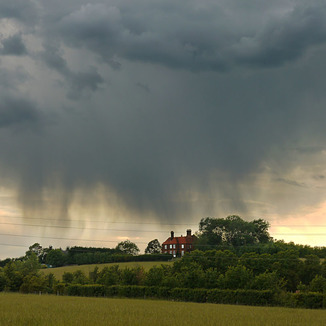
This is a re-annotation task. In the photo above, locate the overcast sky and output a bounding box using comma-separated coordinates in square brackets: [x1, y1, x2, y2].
[1, 0, 326, 258]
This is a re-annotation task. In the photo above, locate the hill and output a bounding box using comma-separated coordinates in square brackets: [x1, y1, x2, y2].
[41, 260, 173, 280]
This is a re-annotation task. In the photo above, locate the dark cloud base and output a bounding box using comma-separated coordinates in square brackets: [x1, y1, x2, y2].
[0, 0, 326, 222]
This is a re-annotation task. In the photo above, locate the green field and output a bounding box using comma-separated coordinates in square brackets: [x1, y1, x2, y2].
[41, 261, 173, 280]
[0, 293, 326, 326]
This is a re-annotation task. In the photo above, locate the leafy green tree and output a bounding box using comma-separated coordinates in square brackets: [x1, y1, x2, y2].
[20, 274, 46, 293]
[198, 215, 271, 248]
[72, 270, 88, 284]
[309, 275, 326, 293]
[89, 266, 99, 283]
[62, 272, 74, 284]
[251, 271, 286, 291]
[44, 273, 56, 292]
[208, 250, 238, 274]
[24, 244, 51, 264]
[204, 268, 221, 289]
[145, 239, 162, 254]
[115, 240, 140, 256]
[121, 267, 145, 285]
[26, 243, 43, 258]
[97, 265, 121, 286]
[0, 268, 7, 291]
[3, 261, 24, 291]
[220, 265, 253, 290]
[239, 252, 273, 276]
[45, 249, 67, 267]
[271, 250, 302, 292]
[145, 266, 165, 286]
[19, 252, 41, 276]
[321, 260, 326, 278]
[299, 254, 321, 284]
[173, 260, 205, 289]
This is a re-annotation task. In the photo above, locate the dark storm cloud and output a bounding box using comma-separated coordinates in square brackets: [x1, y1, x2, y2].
[0, 33, 27, 56]
[47, 0, 326, 71]
[235, 3, 326, 67]
[0, 0, 39, 26]
[1, 0, 326, 221]
[0, 97, 41, 128]
[0, 67, 29, 89]
[39, 42, 104, 98]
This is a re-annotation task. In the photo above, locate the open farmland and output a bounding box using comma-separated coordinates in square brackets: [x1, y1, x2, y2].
[41, 261, 173, 280]
[1, 293, 326, 326]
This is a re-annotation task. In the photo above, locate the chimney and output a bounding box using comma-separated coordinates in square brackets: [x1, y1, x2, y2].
[187, 229, 191, 237]
[171, 231, 174, 239]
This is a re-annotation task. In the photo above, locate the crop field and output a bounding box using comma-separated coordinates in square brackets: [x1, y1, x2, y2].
[1, 293, 326, 326]
[41, 261, 173, 280]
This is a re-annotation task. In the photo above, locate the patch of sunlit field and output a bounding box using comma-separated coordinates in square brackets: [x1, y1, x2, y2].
[41, 261, 173, 280]
[1, 293, 326, 326]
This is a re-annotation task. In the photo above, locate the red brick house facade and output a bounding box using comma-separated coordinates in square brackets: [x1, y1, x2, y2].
[162, 229, 196, 257]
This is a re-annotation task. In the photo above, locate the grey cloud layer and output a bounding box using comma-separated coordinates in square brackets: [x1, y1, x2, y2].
[45, 0, 326, 70]
[0, 0, 39, 26]
[0, 0, 326, 221]
[0, 34, 27, 56]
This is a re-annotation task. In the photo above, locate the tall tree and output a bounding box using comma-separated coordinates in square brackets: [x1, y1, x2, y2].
[198, 215, 271, 248]
[145, 239, 161, 254]
[115, 240, 140, 256]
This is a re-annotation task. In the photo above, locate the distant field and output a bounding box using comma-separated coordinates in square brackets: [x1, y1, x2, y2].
[1, 293, 326, 326]
[41, 261, 173, 280]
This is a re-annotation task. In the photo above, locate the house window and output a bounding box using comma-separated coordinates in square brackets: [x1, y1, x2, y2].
[170, 244, 172, 249]
[181, 244, 184, 249]
[189, 245, 192, 248]
[173, 244, 176, 249]
[164, 245, 167, 249]
[181, 251, 184, 256]
[169, 251, 172, 254]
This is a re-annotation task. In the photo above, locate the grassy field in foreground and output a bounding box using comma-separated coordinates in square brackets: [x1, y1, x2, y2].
[41, 261, 173, 280]
[1, 293, 326, 326]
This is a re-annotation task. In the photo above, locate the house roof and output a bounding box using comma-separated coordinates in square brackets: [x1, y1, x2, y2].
[162, 235, 196, 246]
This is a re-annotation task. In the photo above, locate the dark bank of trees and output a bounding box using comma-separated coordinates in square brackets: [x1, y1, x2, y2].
[2, 248, 326, 309]
[197, 215, 271, 248]
[195, 215, 326, 258]
[12, 240, 165, 268]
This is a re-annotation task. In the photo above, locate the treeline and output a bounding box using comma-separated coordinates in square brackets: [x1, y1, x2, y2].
[194, 240, 326, 259]
[2, 248, 326, 308]
[196, 216, 326, 258]
[7, 240, 168, 268]
[45, 247, 170, 267]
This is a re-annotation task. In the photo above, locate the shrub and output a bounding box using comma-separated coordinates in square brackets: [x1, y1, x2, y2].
[207, 289, 275, 306]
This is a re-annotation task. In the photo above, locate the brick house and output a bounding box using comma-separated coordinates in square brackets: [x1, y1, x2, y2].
[162, 229, 196, 257]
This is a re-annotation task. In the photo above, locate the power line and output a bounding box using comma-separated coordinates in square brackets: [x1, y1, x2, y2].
[0, 221, 326, 238]
[2, 215, 326, 228]
[1, 220, 326, 235]
[0, 243, 27, 248]
[0, 221, 186, 233]
[0, 215, 198, 226]
[0, 233, 149, 245]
